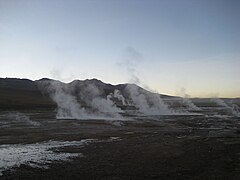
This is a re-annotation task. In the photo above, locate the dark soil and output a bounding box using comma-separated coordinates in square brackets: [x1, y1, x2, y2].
[1, 112, 240, 180]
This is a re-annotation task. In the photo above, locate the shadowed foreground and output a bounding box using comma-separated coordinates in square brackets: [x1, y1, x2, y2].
[0, 111, 240, 180]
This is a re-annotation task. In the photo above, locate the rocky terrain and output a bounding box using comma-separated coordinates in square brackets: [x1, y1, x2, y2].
[0, 78, 240, 179]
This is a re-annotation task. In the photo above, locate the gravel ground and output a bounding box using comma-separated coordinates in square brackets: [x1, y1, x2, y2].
[0, 111, 240, 180]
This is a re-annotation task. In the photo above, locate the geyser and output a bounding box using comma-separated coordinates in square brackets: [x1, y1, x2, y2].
[125, 84, 172, 115]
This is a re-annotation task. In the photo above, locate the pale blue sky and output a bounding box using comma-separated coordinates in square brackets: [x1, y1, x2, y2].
[0, 0, 240, 97]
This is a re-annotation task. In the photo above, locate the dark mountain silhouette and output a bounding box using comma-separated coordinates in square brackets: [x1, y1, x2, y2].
[0, 78, 175, 110]
[0, 78, 55, 110]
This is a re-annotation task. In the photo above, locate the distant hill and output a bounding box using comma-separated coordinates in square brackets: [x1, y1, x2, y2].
[0, 78, 55, 110]
[0, 78, 175, 110]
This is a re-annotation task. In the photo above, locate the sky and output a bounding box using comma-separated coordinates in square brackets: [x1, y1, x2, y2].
[0, 0, 240, 98]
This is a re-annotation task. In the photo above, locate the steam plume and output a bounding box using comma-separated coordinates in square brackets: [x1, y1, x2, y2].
[40, 80, 122, 119]
[78, 83, 122, 118]
[125, 84, 172, 115]
[49, 81, 89, 119]
[180, 88, 201, 111]
[211, 98, 240, 117]
[108, 89, 128, 106]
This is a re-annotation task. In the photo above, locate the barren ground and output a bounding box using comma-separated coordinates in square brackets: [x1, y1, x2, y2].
[0, 111, 240, 180]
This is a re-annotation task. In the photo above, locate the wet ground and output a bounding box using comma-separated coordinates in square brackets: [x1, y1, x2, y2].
[0, 110, 240, 180]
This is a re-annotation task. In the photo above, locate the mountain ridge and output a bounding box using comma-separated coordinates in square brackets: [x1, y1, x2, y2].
[0, 77, 175, 110]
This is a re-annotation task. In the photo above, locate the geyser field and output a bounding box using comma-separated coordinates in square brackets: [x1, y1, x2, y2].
[0, 78, 240, 179]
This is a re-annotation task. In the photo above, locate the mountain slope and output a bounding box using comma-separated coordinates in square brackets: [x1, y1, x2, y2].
[0, 78, 174, 110]
[0, 78, 55, 110]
